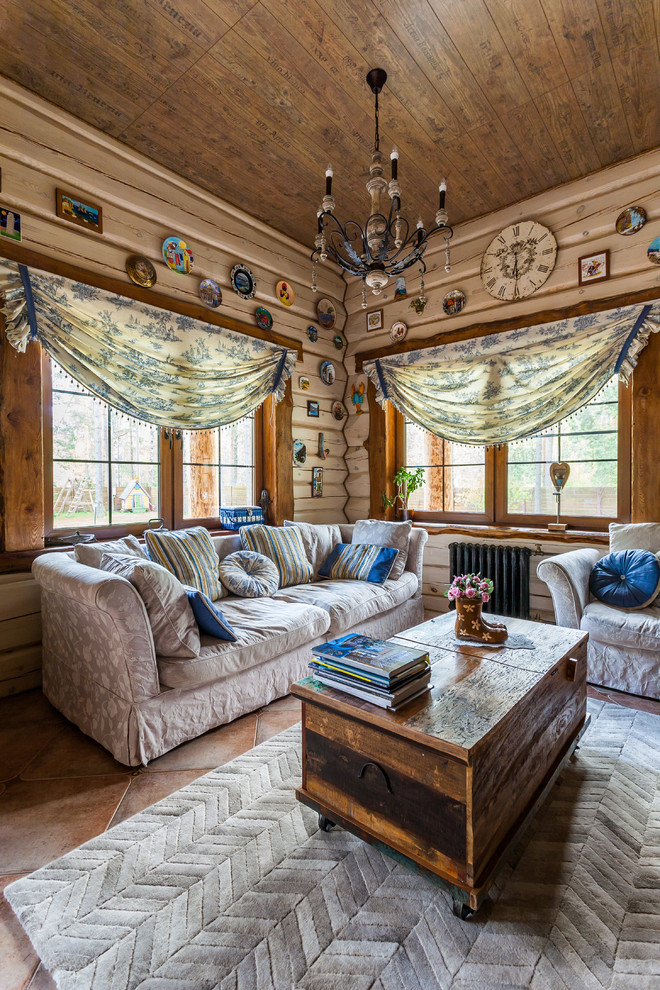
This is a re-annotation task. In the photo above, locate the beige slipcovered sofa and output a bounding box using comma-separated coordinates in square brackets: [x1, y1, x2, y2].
[32, 523, 427, 766]
[537, 522, 660, 699]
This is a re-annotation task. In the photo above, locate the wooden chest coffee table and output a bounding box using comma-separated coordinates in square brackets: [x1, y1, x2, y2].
[292, 613, 588, 918]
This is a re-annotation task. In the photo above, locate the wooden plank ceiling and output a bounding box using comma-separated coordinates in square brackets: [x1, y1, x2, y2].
[2, 0, 659, 247]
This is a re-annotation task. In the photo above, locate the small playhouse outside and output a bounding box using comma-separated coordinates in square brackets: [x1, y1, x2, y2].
[118, 479, 153, 513]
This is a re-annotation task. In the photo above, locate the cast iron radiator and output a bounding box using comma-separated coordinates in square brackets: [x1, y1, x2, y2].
[448, 542, 532, 619]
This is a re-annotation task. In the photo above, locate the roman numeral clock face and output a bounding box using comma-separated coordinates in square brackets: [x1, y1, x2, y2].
[481, 221, 557, 300]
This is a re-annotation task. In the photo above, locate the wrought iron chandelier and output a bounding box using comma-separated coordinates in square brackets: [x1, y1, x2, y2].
[311, 68, 453, 309]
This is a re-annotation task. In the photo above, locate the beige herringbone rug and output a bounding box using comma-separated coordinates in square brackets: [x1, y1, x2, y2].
[6, 700, 660, 989]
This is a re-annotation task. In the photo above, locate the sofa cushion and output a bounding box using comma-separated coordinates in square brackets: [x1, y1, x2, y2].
[241, 524, 313, 588]
[100, 553, 200, 658]
[589, 549, 660, 610]
[318, 543, 398, 584]
[74, 534, 146, 568]
[274, 572, 418, 635]
[609, 522, 660, 553]
[218, 550, 279, 598]
[157, 597, 330, 688]
[145, 526, 225, 600]
[581, 600, 660, 651]
[284, 520, 343, 578]
[351, 519, 412, 580]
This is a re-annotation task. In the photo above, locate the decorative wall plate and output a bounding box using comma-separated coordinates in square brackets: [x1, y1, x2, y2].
[275, 279, 295, 306]
[299, 376, 310, 391]
[126, 255, 157, 288]
[442, 289, 466, 316]
[389, 320, 408, 342]
[333, 334, 344, 350]
[230, 264, 257, 299]
[332, 401, 347, 421]
[320, 360, 336, 385]
[316, 297, 336, 329]
[306, 325, 319, 342]
[162, 236, 194, 274]
[198, 278, 222, 307]
[293, 440, 307, 465]
[647, 236, 660, 265]
[255, 307, 273, 330]
[616, 206, 647, 236]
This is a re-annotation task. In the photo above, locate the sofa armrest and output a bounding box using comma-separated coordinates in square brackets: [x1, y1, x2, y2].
[407, 527, 428, 596]
[32, 553, 160, 702]
[537, 548, 601, 629]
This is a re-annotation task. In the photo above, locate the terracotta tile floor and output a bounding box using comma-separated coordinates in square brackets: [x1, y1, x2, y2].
[0, 689, 301, 989]
[1, 684, 658, 989]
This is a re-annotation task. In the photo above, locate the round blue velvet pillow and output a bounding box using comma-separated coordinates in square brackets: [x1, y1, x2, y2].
[589, 549, 660, 610]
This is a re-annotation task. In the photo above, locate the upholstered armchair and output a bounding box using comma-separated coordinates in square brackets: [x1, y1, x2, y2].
[537, 523, 660, 699]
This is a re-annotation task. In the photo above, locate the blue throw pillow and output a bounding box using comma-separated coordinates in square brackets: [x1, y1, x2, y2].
[318, 543, 398, 584]
[589, 549, 660, 611]
[184, 587, 237, 641]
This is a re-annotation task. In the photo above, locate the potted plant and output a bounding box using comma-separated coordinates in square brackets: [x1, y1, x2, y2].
[381, 466, 425, 520]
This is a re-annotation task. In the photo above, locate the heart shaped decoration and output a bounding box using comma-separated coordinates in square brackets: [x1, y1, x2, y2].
[550, 461, 570, 490]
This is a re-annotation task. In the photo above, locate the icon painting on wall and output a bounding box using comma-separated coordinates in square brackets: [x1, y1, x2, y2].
[0, 207, 21, 241]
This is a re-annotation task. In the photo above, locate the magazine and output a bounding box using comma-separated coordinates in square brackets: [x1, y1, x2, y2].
[312, 633, 429, 678]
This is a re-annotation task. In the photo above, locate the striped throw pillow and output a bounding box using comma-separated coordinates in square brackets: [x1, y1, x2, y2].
[145, 526, 224, 600]
[318, 543, 398, 584]
[240, 524, 312, 588]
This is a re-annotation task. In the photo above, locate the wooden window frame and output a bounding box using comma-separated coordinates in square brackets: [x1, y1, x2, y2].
[42, 354, 264, 542]
[393, 380, 631, 532]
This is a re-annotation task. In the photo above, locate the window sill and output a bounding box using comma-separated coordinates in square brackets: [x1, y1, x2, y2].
[0, 527, 240, 573]
[413, 522, 609, 545]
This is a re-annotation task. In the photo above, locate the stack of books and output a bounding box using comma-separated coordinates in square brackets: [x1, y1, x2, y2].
[309, 633, 431, 710]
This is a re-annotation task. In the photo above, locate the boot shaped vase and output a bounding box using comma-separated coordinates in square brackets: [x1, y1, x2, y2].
[454, 598, 508, 644]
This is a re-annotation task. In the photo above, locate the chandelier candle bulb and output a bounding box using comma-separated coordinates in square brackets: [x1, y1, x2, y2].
[390, 147, 399, 180]
[439, 178, 447, 210]
[325, 165, 333, 196]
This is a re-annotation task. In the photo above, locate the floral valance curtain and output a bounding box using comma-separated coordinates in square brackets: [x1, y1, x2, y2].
[364, 301, 660, 445]
[0, 259, 296, 430]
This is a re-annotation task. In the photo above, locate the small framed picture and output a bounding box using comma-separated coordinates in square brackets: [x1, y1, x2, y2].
[312, 466, 323, 497]
[307, 400, 319, 417]
[578, 249, 609, 285]
[56, 188, 103, 234]
[366, 308, 383, 332]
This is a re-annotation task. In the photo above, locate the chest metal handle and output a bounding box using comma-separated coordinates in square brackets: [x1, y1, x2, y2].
[358, 761, 392, 794]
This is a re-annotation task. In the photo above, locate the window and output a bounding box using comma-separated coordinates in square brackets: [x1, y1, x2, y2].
[43, 359, 259, 538]
[401, 375, 629, 529]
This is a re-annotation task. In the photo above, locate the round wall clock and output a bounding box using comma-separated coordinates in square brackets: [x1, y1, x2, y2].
[198, 278, 222, 308]
[481, 221, 557, 300]
[442, 289, 466, 316]
[230, 264, 257, 299]
[616, 206, 647, 236]
[389, 320, 408, 342]
[320, 360, 336, 385]
[316, 297, 336, 329]
[255, 307, 273, 330]
[126, 255, 157, 288]
[162, 237, 194, 274]
[275, 279, 295, 306]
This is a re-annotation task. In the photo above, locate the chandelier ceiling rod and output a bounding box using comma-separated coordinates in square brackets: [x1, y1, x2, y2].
[311, 68, 453, 309]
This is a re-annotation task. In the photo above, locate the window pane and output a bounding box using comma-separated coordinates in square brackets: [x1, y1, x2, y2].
[507, 376, 618, 518]
[110, 410, 159, 463]
[53, 392, 108, 460]
[112, 463, 159, 525]
[404, 422, 485, 513]
[49, 361, 160, 529]
[182, 418, 254, 518]
[53, 461, 109, 528]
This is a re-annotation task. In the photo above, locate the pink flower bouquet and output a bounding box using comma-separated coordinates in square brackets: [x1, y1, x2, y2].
[445, 572, 493, 602]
